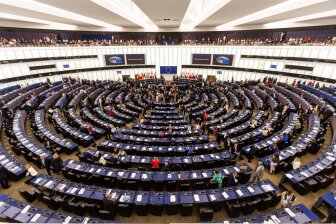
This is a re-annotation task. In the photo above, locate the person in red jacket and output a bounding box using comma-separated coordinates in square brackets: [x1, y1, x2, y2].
[159, 131, 164, 137]
[151, 157, 160, 170]
[203, 112, 208, 122]
[87, 124, 93, 135]
[108, 108, 114, 117]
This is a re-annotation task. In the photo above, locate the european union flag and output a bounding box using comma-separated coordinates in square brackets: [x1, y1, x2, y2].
[160, 66, 177, 74]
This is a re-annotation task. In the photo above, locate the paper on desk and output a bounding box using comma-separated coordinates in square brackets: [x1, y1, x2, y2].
[222, 192, 229, 199]
[63, 216, 73, 224]
[270, 215, 281, 224]
[21, 205, 31, 214]
[136, 195, 142, 202]
[236, 190, 243, 196]
[44, 180, 54, 187]
[142, 174, 147, 179]
[192, 173, 197, 178]
[247, 187, 255, 193]
[70, 188, 77, 194]
[131, 173, 136, 178]
[78, 188, 85, 195]
[285, 208, 296, 217]
[286, 173, 293, 179]
[170, 195, 176, 203]
[193, 194, 200, 202]
[31, 213, 41, 222]
[82, 217, 89, 224]
[210, 194, 216, 201]
[202, 172, 207, 178]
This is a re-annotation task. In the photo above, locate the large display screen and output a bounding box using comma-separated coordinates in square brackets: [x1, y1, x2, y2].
[212, 54, 234, 66]
[104, 54, 125, 66]
[192, 54, 212, 65]
[126, 54, 146, 65]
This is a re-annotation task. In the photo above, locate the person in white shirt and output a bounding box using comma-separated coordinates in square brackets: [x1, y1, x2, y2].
[292, 157, 302, 169]
[25, 164, 38, 177]
[195, 123, 200, 130]
[98, 154, 107, 166]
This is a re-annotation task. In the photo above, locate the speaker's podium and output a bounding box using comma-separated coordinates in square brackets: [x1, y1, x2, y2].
[160, 66, 177, 81]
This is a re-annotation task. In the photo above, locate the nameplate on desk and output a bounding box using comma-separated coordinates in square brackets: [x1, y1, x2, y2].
[78, 188, 85, 195]
[136, 195, 142, 202]
[247, 187, 255, 193]
[261, 184, 274, 192]
[21, 205, 31, 214]
[64, 216, 73, 224]
[270, 215, 281, 224]
[193, 194, 200, 202]
[44, 180, 54, 187]
[83, 217, 89, 224]
[285, 208, 296, 217]
[286, 173, 293, 179]
[58, 184, 66, 191]
[222, 192, 229, 199]
[300, 172, 308, 177]
[236, 190, 243, 196]
[31, 213, 41, 222]
[326, 156, 335, 161]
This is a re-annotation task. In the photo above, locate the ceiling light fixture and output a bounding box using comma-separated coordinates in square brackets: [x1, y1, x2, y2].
[216, 0, 328, 30]
[180, 0, 231, 31]
[0, 0, 123, 30]
[90, 0, 158, 30]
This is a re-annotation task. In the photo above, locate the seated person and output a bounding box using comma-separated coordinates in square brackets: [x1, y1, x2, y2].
[26, 164, 38, 177]
[210, 169, 224, 188]
[151, 157, 160, 170]
[98, 153, 107, 166]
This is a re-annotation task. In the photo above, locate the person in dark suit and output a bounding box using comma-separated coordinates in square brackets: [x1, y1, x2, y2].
[247, 144, 256, 162]
[226, 171, 239, 187]
[0, 166, 10, 189]
[51, 154, 63, 174]
[44, 156, 52, 175]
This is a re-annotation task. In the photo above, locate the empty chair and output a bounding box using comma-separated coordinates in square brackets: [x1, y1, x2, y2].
[257, 194, 273, 211]
[240, 198, 260, 215]
[238, 171, 251, 184]
[118, 203, 133, 217]
[99, 210, 114, 220]
[135, 204, 148, 216]
[126, 180, 138, 191]
[19, 189, 37, 203]
[166, 203, 178, 215]
[307, 178, 320, 192]
[69, 200, 86, 216]
[85, 203, 100, 217]
[193, 181, 205, 190]
[181, 204, 193, 216]
[179, 183, 191, 191]
[40, 195, 60, 210]
[224, 200, 241, 218]
[199, 207, 213, 222]
[167, 181, 177, 191]
[292, 181, 311, 195]
[150, 204, 163, 216]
